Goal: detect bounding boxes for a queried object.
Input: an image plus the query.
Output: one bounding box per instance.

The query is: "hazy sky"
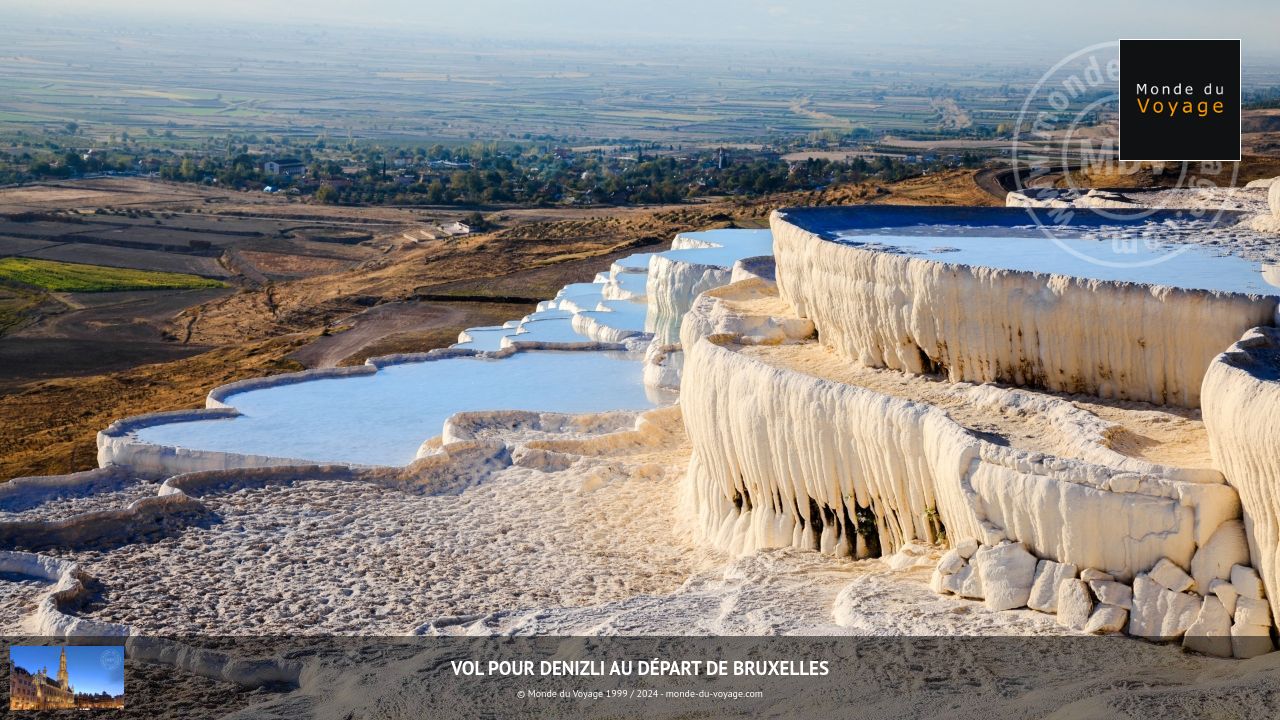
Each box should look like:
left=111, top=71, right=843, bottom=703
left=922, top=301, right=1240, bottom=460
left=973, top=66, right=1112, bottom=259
left=10, top=0, right=1280, bottom=57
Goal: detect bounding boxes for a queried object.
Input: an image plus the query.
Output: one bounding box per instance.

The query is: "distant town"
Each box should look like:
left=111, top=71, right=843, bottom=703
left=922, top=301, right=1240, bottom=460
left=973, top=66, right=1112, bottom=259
left=0, top=131, right=987, bottom=208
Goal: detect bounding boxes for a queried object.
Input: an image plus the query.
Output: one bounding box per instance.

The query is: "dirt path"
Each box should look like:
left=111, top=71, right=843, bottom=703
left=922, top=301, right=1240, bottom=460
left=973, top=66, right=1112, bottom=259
left=287, top=302, right=470, bottom=368
left=0, top=288, right=233, bottom=390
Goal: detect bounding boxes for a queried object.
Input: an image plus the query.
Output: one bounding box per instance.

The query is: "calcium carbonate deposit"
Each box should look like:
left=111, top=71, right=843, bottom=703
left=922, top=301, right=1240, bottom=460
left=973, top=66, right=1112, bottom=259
left=7, top=178, right=1280, bottom=715
left=132, top=350, right=660, bottom=467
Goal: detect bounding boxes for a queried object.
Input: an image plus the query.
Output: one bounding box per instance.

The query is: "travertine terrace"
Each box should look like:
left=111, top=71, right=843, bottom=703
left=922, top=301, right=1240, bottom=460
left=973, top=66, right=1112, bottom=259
left=678, top=195, right=1280, bottom=658
left=5, top=179, right=1280, bottom=707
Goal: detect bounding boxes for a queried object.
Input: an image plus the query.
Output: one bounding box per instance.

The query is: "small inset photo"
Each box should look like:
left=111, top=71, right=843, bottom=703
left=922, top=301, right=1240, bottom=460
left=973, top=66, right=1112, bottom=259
left=9, top=645, right=125, bottom=711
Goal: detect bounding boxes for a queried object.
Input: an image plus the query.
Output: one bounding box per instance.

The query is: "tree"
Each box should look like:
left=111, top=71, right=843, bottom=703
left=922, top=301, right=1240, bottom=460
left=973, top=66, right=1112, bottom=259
left=315, top=184, right=338, bottom=204
left=463, top=211, right=491, bottom=231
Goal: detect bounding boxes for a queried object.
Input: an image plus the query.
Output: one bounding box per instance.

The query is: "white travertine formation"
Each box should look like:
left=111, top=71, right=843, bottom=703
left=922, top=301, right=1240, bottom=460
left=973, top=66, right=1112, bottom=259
left=0, top=492, right=204, bottom=551
left=644, top=230, right=773, bottom=346
left=1190, top=520, right=1250, bottom=595
left=973, top=542, right=1037, bottom=611
left=1236, top=595, right=1272, bottom=627
left=1231, top=621, right=1275, bottom=659
left=96, top=407, right=306, bottom=475
left=1028, top=559, right=1076, bottom=613
left=0, top=466, right=141, bottom=506
left=570, top=302, right=650, bottom=344
left=160, top=440, right=511, bottom=499
left=674, top=246, right=1273, bottom=651
left=1233, top=564, right=1266, bottom=599
left=771, top=210, right=1277, bottom=407
left=1210, top=578, right=1240, bottom=616
left=1088, top=580, right=1132, bottom=609
left=955, top=537, right=979, bottom=558
left=440, top=408, right=637, bottom=446
left=1202, top=327, right=1280, bottom=625
left=646, top=257, right=805, bottom=390
left=1129, top=574, right=1200, bottom=640
left=682, top=338, right=982, bottom=558
left=937, top=549, right=966, bottom=575
left=0, top=550, right=129, bottom=637
left=681, top=338, right=1235, bottom=574
left=678, top=278, right=815, bottom=350
left=1183, top=595, right=1233, bottom=657
left=1080, top=568, right=1115, bottom=583
left=957, top=564, right=984, bottom=599
left=1006, top=189, right=1143, bottom=210
left=1056, top=579, right=1092, bottom=630
left=646, top=251, right=734, bottom=346
left=1085, top=605, right=1128, bottom=634
left=1149, top=558, right=1195, bottom=593
left=126, top=637, right=303, bottom=689
left=99, top=343, right=648, bottom=475
left=641, top=342, right=683, bottom=390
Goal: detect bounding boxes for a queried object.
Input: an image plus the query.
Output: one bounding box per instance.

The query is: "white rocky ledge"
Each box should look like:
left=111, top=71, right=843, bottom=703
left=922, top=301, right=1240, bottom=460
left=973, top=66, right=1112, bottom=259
left=1203, top=326, right=1280, bottom=632
left=682, top=336, right=1238, bottom=577
left=770, top=208, right=1277, bottom=407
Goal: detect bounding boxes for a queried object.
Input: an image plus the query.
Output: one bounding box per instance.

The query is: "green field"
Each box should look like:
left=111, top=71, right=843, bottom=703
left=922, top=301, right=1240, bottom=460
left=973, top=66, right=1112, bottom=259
left=0, top=257, right=226, bottom=292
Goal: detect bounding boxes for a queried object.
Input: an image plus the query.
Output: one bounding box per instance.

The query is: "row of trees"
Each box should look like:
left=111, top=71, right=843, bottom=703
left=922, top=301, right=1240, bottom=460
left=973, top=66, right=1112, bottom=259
left=307, top=150, right=953, bottom=206
left=1, top=128, right=980, bottom=206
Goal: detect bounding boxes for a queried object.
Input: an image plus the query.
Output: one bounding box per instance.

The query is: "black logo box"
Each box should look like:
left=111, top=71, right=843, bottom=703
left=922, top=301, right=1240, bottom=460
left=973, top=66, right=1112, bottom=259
left=1119, top=39, right=1241, bottom=162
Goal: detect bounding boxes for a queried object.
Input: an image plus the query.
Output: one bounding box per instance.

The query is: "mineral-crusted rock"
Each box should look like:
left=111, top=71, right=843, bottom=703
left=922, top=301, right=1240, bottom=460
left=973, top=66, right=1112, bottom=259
left=1057, top=579, right=1093, bottom=630
left=886, top=542, right=932, bottom=570
left=679, top=277, right=814, bottom=351
left=930, top=568, right=947, bottom=595
left=1209, top=578, right=1239, bottom=617
left=1231, top=564, right=1266, bottom=600
left=647, top=230, right=772, bottom=346
left=1270, top=180, right=1280, bottom=218
left=942, top=566, right=967, bottom=596
left=955, top=538, right=980, bottom=559
left=1149, top=558, right=1195, bottom=593
left=1084, top=605, right=1128, bottom=635
left=1231, top=622, right=1276, bottom=659
left=682, top=340, right=986, bottom=559
left=1203, top=328, right=1280, bottom=628
left=1191, top=520, right=1250, bottom=595
left=1080, top=568, right=1115, bottom=583
left=772, top=209, right=1277, bottom=407
left=1088, top=580, right=1133, bottom=610
left=683, top=339, right=1225, bottom=571
left=958, top=563, right=985, bottom=600
left=1183, top=596, right=1234, bottom=657
left=1028, top=559, right=1077, bottom=613
left=647, top=249, right=732, bottom=345
left=1235, top=595, right=1273, bottom=628
left=1130, top=575, right=1200, bottom=640
left=937, top=549, right=966, bottom=575
left=973, top=542, right=1038, bottom=611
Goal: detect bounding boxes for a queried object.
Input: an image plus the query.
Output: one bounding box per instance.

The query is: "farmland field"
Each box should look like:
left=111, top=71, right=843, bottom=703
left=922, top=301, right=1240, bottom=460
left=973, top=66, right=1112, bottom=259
left=0, top=18, right=1084, bottom=147
left=0, top=257, right=227, bottom=292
